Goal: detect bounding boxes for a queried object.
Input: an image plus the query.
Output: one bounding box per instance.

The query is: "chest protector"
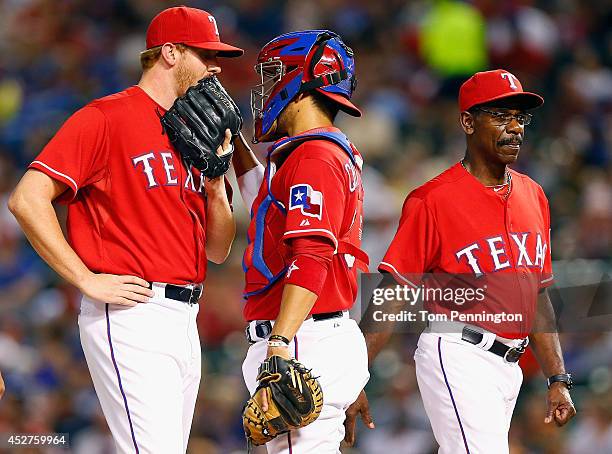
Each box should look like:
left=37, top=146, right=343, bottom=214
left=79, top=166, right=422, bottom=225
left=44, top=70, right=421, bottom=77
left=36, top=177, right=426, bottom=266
left=243, top=131, right=369, bottom=298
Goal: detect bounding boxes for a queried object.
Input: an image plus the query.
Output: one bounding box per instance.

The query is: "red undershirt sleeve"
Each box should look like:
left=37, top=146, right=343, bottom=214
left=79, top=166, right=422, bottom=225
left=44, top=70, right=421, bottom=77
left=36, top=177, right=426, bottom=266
left=283, top=236, right=335, bottom=296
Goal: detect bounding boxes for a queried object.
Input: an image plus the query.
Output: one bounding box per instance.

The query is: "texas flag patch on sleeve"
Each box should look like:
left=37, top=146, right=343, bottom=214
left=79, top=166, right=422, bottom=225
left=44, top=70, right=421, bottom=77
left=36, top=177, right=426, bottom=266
left=289, top=184, right=323, bottom=220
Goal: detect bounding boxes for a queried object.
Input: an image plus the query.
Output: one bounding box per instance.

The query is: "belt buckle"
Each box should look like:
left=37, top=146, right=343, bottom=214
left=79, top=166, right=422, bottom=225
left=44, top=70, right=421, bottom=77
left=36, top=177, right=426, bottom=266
left=188, top=285, right=201, bottom=305
left=503, top=339, right=527, bottom=364
left=255, top=321, right=272, bottom=339
left=245, top=321, right=272, bottom=345
left=245, top=325, right=254, bottom=344
left=503, top=347, right=520, bottom=363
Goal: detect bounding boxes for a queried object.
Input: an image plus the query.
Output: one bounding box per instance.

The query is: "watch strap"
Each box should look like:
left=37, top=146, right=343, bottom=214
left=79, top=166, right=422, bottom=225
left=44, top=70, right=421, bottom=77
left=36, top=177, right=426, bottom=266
left=547, top=373, right=573, bottom=390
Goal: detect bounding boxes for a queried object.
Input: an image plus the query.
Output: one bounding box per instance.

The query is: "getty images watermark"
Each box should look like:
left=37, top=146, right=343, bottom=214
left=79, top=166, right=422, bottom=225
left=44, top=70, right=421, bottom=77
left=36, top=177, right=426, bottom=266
left=359, top=271, right=612, bottom=334
left=358, top=273, right=542, bottom=334
left=370, top=283, right=523, bottom=324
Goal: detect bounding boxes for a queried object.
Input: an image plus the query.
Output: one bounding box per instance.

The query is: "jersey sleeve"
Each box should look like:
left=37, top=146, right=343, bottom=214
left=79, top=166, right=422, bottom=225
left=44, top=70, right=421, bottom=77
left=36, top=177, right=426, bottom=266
left=282, top=157, right=346, bottom=250
left=237, top=164, right=265, bottom=212
left=378, top=195, right=440, bottom=286
left=540, top=194, right=554, bottom=289
left=29, top=106, right=109, bottom=203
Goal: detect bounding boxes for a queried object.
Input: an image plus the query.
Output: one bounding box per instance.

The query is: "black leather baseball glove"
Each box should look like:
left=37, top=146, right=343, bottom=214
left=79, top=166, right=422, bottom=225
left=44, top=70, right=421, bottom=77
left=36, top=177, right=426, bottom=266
left=160, top=76, right=242, bottom=179
left=242, top=355, right=323, bottom=448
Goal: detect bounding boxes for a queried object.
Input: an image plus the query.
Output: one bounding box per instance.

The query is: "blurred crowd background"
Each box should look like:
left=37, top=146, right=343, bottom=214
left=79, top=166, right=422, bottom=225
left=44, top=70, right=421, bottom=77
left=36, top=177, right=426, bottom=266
left=0, top=0, right=611, bottom=453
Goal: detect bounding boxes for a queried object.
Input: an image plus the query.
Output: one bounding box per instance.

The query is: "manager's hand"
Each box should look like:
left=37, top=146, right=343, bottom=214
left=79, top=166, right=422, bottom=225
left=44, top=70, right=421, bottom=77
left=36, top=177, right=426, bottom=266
left=344, top=389, right=375, bottom=446
left=545, top=383, right=576, bottom=426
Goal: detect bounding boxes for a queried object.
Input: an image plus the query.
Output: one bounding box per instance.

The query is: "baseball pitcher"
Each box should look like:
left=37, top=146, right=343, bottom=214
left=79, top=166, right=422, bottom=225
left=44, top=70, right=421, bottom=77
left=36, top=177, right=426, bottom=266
left=9, top=7, right=242, bottom=453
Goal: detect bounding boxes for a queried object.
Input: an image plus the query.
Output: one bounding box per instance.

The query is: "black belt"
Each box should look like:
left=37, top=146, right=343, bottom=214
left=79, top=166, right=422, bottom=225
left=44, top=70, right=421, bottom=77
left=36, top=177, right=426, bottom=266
left=461, top=326, right=527, bottom=363
left=246, top=311, right=345, bottom=344
left=312, top=310, right=344, bottom=321
left=149, top=282, right=203, bottom=305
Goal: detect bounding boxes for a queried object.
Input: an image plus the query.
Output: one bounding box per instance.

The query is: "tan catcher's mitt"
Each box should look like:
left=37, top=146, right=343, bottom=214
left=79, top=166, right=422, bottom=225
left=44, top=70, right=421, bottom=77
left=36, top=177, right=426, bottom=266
left=242, top=355, right=323, bottom=447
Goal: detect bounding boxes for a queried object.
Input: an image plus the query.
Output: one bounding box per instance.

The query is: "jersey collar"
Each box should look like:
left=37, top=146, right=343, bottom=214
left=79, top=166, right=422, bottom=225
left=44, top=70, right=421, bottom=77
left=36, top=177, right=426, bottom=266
left=455, top=161, right=516, bottom=201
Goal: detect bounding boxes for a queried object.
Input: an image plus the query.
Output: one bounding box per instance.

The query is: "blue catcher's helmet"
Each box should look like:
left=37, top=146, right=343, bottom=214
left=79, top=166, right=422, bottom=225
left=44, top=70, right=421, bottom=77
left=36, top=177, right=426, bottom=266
left=250, top=30, right=360, bottom=143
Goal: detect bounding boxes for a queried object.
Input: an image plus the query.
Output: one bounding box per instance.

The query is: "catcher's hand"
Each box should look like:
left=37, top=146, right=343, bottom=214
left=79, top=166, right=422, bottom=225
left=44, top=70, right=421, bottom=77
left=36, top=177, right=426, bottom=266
left=242, top=355, right=323, bottom=447
left=160, top=76, right=242, bottom=179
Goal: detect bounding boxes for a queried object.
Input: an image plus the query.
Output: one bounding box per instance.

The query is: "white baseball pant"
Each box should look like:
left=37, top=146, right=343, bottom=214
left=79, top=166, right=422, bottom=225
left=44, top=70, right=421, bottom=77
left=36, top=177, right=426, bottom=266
left=78, top=285, right=201, bottom=454
left=242, top=313, right=369, bottom=454
left=414, top=327, right=524, bottom=454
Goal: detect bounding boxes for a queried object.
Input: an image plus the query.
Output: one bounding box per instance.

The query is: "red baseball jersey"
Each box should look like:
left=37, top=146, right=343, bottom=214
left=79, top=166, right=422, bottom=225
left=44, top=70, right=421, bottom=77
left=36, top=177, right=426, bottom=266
left=29, top=86, right=226, bottom=284
left=379, top=163, right=553, bottom=337
left=243, top=127, right=365, bottom=321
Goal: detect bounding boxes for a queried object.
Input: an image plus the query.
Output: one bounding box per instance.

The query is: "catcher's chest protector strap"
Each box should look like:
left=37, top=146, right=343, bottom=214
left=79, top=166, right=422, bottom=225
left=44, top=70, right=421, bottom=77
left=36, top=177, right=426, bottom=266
left=243, top=131, right=369, bottom=299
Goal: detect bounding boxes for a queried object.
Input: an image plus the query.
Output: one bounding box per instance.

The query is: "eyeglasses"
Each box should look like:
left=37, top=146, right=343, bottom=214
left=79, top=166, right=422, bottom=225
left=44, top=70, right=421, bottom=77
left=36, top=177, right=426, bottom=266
left=476, top=107, right=532, bottom=126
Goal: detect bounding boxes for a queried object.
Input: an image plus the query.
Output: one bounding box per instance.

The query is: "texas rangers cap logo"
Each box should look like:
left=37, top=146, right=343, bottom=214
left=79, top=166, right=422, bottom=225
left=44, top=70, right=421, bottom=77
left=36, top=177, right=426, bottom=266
left=289, top=184, right=323, bottom=220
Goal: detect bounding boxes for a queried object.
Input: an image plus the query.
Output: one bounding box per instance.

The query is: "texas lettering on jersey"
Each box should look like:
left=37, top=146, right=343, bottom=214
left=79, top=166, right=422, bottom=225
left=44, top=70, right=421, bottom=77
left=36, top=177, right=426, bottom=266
left=132, top=151, right=206, bottom=193
left=455, top=231, right=549, bottom=276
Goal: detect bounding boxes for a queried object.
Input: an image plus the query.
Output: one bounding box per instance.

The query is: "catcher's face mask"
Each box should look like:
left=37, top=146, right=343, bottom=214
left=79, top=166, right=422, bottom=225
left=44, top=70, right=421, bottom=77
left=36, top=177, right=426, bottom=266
left=251, top=59, right=285, bottom=142
left=250, top=30, right=360, bottom=144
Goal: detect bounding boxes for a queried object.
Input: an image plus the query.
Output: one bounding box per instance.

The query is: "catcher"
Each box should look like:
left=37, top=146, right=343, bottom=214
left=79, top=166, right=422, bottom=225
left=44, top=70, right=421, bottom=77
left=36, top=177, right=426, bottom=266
left=233, top=30, right=370, bottom=453
left=9, top=6, right=241, bottom=453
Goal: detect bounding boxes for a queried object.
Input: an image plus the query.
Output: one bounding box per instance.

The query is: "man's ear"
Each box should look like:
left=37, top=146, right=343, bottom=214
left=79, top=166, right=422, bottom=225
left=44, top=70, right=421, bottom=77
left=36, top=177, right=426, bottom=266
left=295, top=92, right=308, bottom=103
left=460, top=111, right=475, bottom=135
left=160, top=43, right=179, bottom=67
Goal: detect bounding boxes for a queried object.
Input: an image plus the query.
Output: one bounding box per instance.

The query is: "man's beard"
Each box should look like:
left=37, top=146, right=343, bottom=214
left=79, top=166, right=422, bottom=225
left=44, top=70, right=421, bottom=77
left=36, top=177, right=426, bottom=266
left=175, top=60, right=202, bottom=96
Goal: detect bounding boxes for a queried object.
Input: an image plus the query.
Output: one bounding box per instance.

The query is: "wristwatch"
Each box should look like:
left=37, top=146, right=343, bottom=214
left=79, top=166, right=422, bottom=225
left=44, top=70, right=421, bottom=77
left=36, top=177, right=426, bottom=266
left=547, top=373, right=573, bottom=390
